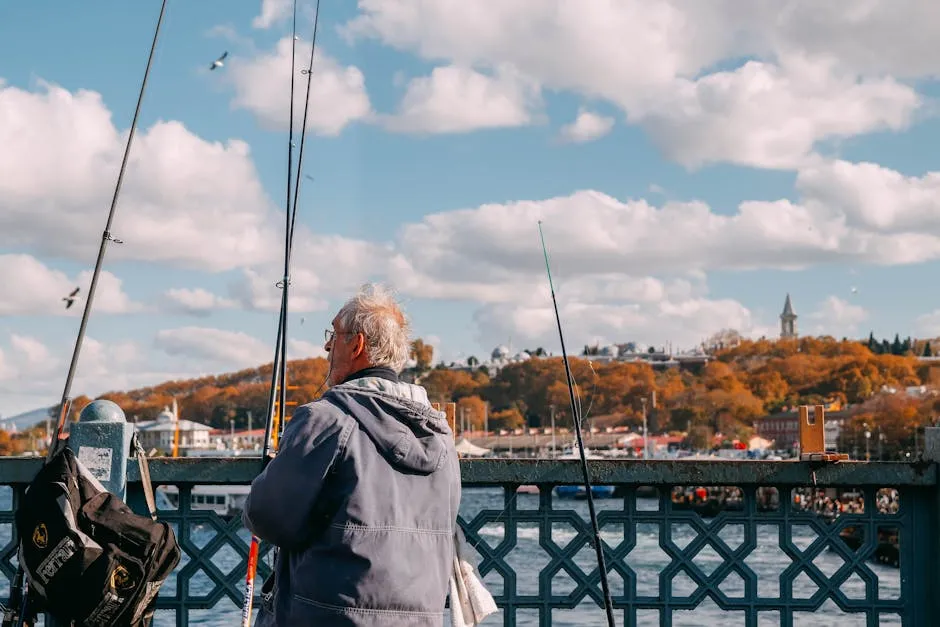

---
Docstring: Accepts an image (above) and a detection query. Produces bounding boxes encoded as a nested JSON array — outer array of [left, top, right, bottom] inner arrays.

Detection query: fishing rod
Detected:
[[242, 0, 298, 618], [537, 221, 616, 627], [0, 4, 170, 627], [241, 0, 321, 623], [278, 0, 322, 446]]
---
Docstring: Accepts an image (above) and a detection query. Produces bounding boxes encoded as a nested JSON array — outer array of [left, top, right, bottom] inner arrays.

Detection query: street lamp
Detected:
[[864, 429, 871, 461]]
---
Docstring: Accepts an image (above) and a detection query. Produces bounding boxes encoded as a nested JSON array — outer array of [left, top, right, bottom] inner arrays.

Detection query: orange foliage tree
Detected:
[[58, 335, 935, 443]]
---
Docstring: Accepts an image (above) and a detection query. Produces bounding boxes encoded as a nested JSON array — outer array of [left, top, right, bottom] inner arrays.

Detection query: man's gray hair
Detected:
[[336, 283, 411, 372]]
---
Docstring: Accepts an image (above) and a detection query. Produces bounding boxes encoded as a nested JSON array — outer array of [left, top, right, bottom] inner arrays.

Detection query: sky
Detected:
[[2, 0, 940, 418]]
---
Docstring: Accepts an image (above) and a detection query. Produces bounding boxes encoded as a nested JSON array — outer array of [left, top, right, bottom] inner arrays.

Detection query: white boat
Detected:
[[158, 484, 251, 520]]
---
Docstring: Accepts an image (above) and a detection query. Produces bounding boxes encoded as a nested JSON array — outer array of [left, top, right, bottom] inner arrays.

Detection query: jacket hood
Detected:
[[324, 377, 453, 474]]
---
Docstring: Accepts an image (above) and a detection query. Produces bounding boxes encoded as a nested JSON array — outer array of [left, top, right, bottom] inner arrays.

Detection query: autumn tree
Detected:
[[489, 408, 525, 431], [839, 394, 925, 459], [456, 396, 488, 432], [0, 429, 23, 456], [422, 369, 484, 405], [410, 339, 434, 372]]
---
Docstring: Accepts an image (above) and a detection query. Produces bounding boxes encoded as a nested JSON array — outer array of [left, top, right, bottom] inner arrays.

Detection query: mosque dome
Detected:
[[491, 345, 510, 360]]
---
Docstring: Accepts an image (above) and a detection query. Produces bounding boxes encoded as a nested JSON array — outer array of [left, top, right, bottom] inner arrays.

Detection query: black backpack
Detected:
[[14, 437, 180, 626]]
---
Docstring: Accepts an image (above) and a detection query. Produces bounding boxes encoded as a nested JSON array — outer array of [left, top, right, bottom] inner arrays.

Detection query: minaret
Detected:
[[780, 293, 797, 339]]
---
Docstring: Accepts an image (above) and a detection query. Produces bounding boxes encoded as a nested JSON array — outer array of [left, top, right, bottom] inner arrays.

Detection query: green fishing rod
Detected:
[[538, 221, 616, 626]]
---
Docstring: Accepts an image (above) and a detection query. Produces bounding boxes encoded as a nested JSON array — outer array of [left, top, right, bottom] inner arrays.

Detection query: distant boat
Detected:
[[554, 445, 616, 499], [159, 484, 250, 520], [158, 446, 257, 519]]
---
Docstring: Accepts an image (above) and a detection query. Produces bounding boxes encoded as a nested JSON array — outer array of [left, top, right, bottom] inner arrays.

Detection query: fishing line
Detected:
[[537, 221, 616, 627], [244, 1, 299, 623], [275, 0, 300, 450], [2, 3, 170, 627], [242, 0, 322, 622], [260, 0, 300, 462], [48, 0, 168, 461]]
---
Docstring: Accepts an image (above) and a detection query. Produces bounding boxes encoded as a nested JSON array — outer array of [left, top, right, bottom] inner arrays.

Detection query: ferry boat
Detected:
[[156, 447, 257, 520], [158, 484, 251, 521]]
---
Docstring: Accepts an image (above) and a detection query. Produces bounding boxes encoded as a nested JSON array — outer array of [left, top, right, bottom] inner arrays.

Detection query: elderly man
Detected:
[[243, 284, 461, 626]]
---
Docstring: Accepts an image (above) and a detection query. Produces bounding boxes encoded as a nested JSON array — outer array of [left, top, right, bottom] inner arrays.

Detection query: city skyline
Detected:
[[3, 2, 940, 417]]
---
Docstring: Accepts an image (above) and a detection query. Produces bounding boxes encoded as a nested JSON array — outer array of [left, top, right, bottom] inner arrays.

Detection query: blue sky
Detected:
[[2, 0, 940, 417]]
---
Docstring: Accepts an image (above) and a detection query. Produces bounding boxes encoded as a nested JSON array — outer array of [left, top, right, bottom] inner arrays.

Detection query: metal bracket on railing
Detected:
[[798, 404, 848, 485]]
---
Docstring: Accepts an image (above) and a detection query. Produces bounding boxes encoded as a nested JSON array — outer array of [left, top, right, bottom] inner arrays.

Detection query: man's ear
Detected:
[[352, 332, 366, 358]]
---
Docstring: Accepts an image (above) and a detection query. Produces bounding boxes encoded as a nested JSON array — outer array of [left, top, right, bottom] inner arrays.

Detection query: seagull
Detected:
[[209, 51, 228, 71], [851, 286, 858, 294], [63, 287, 80, 309]]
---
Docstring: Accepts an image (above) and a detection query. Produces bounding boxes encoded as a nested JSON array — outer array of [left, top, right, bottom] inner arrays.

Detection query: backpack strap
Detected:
[[132, 434, 158, 521]]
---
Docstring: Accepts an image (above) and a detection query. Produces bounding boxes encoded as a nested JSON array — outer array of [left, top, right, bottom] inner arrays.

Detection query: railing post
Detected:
[[68, 399, 134, 498], [921, 426, 940, 624], [45, 399, 133, 626]]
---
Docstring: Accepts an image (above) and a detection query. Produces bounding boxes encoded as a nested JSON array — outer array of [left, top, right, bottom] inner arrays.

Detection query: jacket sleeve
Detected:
[[242, 402, 351, 549]]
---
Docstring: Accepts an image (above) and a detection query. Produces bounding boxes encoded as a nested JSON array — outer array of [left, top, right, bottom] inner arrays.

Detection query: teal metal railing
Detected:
[[0, 457, 934, 626]]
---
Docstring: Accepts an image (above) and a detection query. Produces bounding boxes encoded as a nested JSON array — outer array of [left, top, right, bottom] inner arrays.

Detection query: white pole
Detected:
[[551, 405, 556, 457]]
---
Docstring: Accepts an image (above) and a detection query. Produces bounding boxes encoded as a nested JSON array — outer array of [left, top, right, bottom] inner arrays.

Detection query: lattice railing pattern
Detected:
[[458, 485, 910, 626], [0, 458, 932, 626]]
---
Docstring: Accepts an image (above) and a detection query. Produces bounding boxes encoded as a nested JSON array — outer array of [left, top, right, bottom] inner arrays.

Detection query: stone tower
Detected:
[[780, 293, 797, 339]]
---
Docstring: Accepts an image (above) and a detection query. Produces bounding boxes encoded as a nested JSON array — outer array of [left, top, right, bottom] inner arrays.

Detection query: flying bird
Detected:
[[63, 287, 80, 309], [209, 51, 228, 71]]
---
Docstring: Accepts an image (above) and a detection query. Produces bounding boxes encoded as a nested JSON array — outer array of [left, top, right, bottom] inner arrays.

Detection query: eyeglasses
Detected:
[[325, 329, 358, 343]]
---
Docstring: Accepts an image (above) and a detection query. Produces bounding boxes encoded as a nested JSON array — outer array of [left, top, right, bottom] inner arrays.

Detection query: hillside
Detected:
[[52, 335, 934, 438]]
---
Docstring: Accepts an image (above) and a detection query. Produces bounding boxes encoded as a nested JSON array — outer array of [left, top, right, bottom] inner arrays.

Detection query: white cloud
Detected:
[[342, 0, 736, 101], [252, 0, 292, 29], [287, 338, 326, 359], [343, 1, 929, 169], [471, 285, 772, 354], [764, 1, 940, 79], [382, 65, 542, 134], [0, 79, 281, 272], [558, 109, 614, 144], [0, 334, 151, 418], [635, 55, 920, 169], [162, 288, 237, 317], [807, 296, 868, 335], [229, 230, 391, 312], [386, 156, 940, 297], [0, 254, 139, 316], [798, 159, 940, 234], [228, 37, 372, 135], [155, 327, 271, 367]]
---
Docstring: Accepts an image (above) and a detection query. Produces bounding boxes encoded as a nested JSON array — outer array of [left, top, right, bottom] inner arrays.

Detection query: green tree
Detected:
[[924, 342, 933, 357], [891, 334, 903, 355]]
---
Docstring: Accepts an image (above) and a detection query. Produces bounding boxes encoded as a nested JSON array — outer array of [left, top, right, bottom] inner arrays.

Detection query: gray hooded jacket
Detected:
[[243, 373, 462, 626]]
